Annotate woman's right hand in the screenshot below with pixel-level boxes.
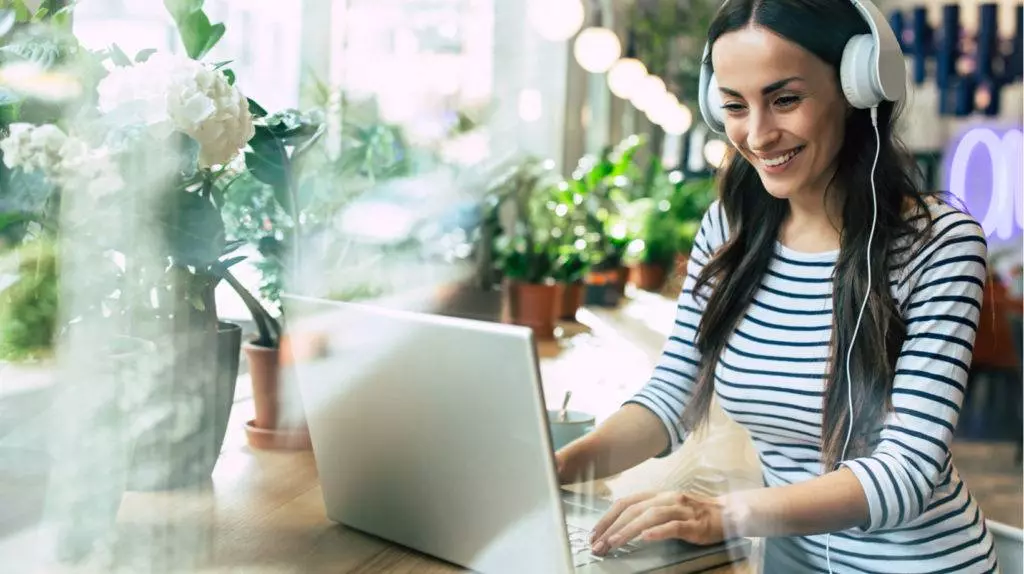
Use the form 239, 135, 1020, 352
553, 404, 671, 485
554, 447, 576, 485
555, 439, 594, 485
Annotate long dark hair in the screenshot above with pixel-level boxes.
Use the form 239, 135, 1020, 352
684, 0, 935, 472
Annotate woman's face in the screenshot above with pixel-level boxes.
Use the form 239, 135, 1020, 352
711, 26, 848, 202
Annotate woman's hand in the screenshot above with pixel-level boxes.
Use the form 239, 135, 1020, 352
588, 491, 728, 555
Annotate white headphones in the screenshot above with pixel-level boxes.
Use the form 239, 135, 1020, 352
697, 0, 906, 133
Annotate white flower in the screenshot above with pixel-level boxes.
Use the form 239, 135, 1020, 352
0, 122, 124, 198
0, 122, 69, 176
97, 53, 255, 168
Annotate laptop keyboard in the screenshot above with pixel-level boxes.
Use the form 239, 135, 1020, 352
567, 523, 642, 567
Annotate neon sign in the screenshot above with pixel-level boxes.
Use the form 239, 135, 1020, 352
945, 125, 1024, 240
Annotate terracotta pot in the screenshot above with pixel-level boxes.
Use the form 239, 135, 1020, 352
559, 282, 585, 321
630, 262, 670, 292
583, 270, 623, 307
675, 254, 690, 276
244, 341, 312, 451
502, 280, 564, 340
245, 342, 281, 429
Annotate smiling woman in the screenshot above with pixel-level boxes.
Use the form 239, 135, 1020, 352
555, 0, 998, 572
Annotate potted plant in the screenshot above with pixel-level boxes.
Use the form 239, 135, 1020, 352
623, 197, 679, 292
220, 106, 324, 450
488, 158, 572, 339
565, 136, 646, 306
0, 0, 271, 494
670, 176, 717, 274
543, 182, 602, 321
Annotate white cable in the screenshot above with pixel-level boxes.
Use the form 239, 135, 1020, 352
826, 105, 880, 574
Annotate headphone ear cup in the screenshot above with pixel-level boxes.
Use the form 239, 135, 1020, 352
706, 75, 726, 131
840, 34, 882, 109
698, 42, 726, 133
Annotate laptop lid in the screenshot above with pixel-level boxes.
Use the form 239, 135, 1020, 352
281, 294, 575, 574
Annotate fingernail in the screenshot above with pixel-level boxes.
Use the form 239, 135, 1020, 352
592, 541, 607, 554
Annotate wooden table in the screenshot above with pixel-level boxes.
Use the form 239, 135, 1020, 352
3, 289, 758, 573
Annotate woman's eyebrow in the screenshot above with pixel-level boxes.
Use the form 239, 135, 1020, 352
719, 76, 804, 98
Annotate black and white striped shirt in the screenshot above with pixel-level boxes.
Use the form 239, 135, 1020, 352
627, 200, 998, 573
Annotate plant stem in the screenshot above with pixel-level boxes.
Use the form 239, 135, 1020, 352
220, 268, 276, 348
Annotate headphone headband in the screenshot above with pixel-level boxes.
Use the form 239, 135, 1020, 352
697, 0, 906, 133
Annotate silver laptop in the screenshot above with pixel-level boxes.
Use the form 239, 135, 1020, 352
282, 294, 749, 573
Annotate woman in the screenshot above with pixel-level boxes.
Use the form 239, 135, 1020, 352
554, 0, 997, 572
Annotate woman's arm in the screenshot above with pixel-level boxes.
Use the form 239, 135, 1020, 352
719, 467, 868, 537
556, 404, 670, 483
557, 201, 729, 484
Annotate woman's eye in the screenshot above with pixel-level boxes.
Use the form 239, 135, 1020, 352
774, 95, 801, 108
721, 103, 745, 114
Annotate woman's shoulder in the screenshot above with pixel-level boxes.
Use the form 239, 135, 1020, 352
896, 195, 988, 269
906, 194, 986, 240
697, 199, 730, 250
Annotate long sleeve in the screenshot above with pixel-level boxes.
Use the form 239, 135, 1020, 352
624, 200, 729, 457
841, 216, 987, 533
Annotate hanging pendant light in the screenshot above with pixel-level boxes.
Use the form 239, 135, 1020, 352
573, 4, 621, 74
631, 75, 666, 112
607, 29, 647, 99
528, 0, 585, 42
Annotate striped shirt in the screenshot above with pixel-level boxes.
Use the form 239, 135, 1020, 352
627, 200, 998, 573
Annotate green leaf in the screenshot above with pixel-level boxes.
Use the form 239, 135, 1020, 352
135, 48, 157, 63
163, 0, 204, 22
211, 60, 233, 70
211, 182, 225, 208
199, 22, 225, 59
179, 10, 212, 60
247, 98, 268, 118
159, 191, 226, 268
222, 69, 235, 86
245, 126, 290, 210
0, 89, 21, 123
218, 255, 246, 271
13, 0, 30, 22
108, 43, 132, 67
221, 238, 247, 255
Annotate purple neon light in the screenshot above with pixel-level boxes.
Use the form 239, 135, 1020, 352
944, 125, 1024, 240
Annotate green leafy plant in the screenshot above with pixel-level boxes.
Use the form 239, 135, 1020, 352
163, 0, 224, 61
624, 174, 716, 266
566, 135, 647, 271
0, 237, 57, 361
489, 158, 571, 284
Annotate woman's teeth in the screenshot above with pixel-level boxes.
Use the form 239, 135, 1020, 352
762, 147, 803, 168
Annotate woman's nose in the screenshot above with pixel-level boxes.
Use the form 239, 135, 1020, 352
746, 110, 781, 151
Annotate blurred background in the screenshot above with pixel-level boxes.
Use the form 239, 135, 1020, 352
0, 0, 1020, 571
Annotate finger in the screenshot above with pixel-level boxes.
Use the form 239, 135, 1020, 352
641, 519, 696, 542
593, 492, 674, 547
602, 491, 689, 540
602, 505, 695, 553
589, 491, 657, 543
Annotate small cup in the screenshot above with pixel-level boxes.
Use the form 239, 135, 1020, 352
547, 409, 596, 451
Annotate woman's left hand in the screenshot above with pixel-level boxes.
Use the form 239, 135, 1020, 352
589, 491, 728, 556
